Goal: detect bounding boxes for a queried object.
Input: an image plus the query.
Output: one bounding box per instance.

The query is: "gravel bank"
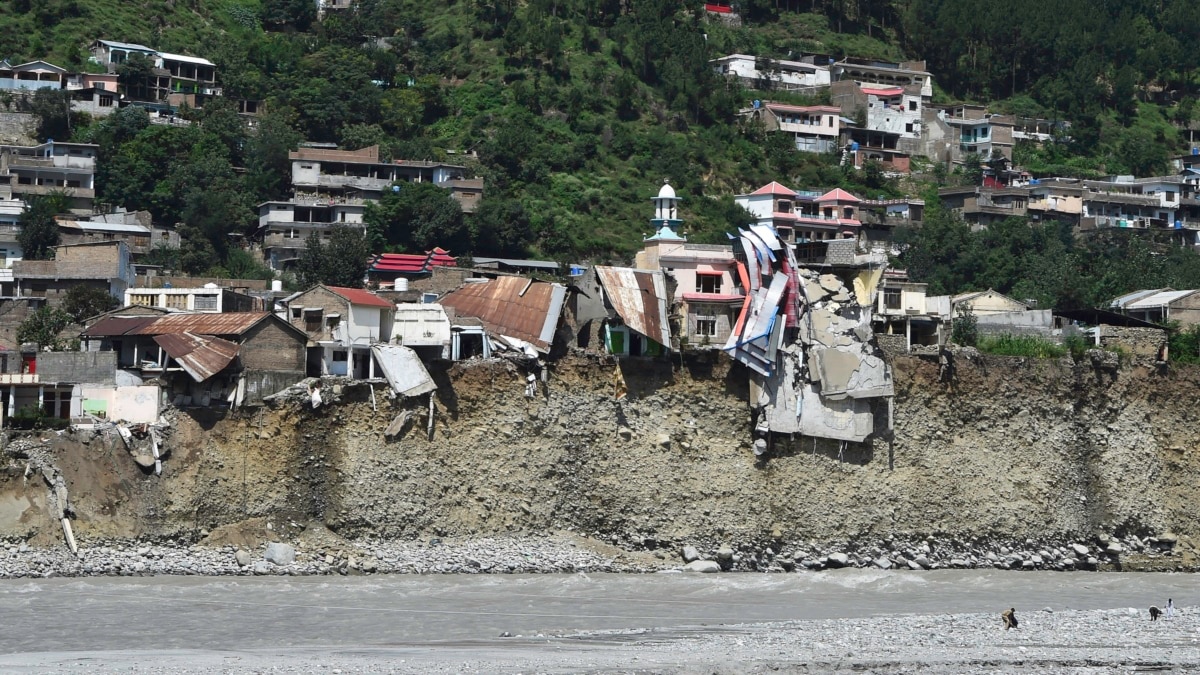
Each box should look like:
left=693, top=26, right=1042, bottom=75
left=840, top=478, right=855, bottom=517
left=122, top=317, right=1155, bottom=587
left=0, top=534, right=665, bottom=578
left=3, top=607, right=1198, bottom=673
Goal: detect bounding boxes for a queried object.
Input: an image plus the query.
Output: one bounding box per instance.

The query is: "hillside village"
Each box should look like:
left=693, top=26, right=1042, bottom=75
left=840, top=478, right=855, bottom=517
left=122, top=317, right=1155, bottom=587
left=0, top=10, right=1196, bottom=446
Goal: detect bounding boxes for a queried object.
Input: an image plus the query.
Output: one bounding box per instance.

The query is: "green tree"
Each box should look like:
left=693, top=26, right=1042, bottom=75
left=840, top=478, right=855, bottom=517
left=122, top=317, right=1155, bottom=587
left=951, top=304, right=978, bottom=347
left=18, top=192, right=67, bottom=260
left=16, top=306, right=74, bottom=350
left=60, top=284, right=118, bottom=322
left=365, top=182, right=468, bottom=252
left=22, top=88, right=79, bottom=142
left=297, top=226, right=371, bottom=288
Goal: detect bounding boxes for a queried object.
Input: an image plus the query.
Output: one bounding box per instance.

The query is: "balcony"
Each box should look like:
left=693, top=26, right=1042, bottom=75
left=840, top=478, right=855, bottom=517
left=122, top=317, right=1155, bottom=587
left=11, top=185, right=94, bottom=198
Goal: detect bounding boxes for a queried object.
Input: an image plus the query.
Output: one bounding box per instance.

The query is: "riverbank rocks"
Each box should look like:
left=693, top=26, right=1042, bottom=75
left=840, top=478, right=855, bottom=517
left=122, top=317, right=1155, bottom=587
left=681, top=545, right=700, bottom=563
left=683, top=560, right=721, bottom=573
left=264, top=543, right=296, bottom=566
left=825, top=552, right=849, bottom=568
left=235, top=549, right=252, bottom=567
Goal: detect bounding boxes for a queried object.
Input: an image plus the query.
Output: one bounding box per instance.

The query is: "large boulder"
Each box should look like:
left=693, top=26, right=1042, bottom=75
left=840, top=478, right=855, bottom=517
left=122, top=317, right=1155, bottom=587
left=683, top=560, right=721, bottom=573
left=264, top=542, right=296, bottom=566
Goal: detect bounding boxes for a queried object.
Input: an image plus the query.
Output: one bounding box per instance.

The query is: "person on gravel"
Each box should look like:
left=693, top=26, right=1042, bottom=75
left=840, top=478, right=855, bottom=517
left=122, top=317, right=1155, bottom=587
left=1002, top=608, right=1018, bottom=630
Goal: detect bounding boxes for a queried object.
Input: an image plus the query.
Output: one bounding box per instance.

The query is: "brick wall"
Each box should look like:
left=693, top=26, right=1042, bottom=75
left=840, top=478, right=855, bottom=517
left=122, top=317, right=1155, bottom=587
left=0, top=298, right=42, bottom=350
left=285, top=286, right=347, bottom=342
left=54, top=243, right=122, bottom=278
left=239, top=318, right=307, bottom=372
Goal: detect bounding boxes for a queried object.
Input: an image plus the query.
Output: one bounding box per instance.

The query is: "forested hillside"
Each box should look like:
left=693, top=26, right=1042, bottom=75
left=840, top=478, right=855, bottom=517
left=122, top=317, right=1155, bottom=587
left=2, top=0, right=1199, bottom=287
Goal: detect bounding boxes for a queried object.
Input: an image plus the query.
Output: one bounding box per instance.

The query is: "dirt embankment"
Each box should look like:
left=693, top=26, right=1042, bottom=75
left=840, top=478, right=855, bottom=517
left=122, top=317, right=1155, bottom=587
left=3, top=351, right=1200, bottom=557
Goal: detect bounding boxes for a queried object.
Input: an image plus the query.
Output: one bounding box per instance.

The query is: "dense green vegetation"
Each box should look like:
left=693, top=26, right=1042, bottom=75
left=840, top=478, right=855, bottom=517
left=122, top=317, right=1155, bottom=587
left=2, top=0, right=1199, bottom=292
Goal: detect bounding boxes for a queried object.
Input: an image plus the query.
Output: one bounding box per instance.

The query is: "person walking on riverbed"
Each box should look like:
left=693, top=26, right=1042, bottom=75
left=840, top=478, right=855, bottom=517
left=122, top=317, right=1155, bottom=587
left=1167, top=598, right=1175, bottom=619
left=1002, top=608, right=1018, bottom=630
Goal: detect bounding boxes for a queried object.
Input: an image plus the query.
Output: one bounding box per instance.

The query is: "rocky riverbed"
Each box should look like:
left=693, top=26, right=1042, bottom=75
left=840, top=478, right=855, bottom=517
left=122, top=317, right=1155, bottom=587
left=0, top=526, right=1191, bottom=578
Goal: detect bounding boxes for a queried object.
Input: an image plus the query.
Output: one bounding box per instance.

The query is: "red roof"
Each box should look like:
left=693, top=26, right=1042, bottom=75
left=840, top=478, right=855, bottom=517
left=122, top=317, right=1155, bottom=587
left=861, top=87, right=904, bottom=97
left=369, top=249, right=457, bottom=275
left=817, top=188, right=862, bottom=203
left=327, top=286, right=395, bottom=309
left=749, top=181, right=797, bottom=197
left=705, top=3, right=733, bottom=12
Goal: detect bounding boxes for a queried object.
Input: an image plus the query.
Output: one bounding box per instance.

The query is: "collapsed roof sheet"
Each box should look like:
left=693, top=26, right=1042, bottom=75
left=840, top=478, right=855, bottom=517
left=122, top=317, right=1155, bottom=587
left=371, top=344, right=437, bottom=397
left=82, top=315, right=160, bottom=337
left=154, top=332, right=240, bottom=382
left=131, top=312, right=271, bottom=336
left=440, top=276, right=566, bottom=352
left=594, top=266, right=671, bottom=347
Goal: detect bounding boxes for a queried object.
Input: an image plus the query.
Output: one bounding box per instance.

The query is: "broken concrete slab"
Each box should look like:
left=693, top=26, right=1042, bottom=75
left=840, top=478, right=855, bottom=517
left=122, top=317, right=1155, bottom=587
left=819, top=274, right=843, bottom=294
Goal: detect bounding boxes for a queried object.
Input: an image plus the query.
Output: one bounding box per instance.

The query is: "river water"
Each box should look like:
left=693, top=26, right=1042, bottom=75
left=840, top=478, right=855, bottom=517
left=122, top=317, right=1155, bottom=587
left=1, top=570, right=1198, bottom=672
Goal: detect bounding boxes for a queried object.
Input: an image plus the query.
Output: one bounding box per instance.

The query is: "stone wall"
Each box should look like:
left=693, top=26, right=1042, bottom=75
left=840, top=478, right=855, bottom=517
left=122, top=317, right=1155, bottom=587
left=1100, top=325, right=1167, bottom=359
left=0, top=112, right=36, bottom=145
left=875, top=333, right=908, bottom=357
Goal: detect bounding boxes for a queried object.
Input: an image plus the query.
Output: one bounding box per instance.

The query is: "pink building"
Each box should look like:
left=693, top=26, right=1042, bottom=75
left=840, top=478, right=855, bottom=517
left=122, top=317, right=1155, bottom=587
left=734, top=182, right=863, bottom=245
left=635, top=182, right=742, bottom=348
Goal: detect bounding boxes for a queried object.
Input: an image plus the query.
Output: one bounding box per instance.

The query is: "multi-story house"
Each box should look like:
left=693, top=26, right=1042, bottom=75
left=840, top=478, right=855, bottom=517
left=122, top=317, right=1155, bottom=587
left=939, top=105, right=1015, bottom=162
left=283, top=284, right=395, bottom=378
left=711, top=54, right=832, bottom=93
left=0, top=141, right=98, bottom=216
left=259, top=144, right=481, bottom=270
left=938, top=185, right=1029, bottom=226
left=832, top=58, right=934, bottom=100
left=88, top=39, right=221, bottom=109
left=745, top=102, right=842, bottom=153
left=125, top=284, right=258, bottom=313
left=735, top=182, right=863, bottom=245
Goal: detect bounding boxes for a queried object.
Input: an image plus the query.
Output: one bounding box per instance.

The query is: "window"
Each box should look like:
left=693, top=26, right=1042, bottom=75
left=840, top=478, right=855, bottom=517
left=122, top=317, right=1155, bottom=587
left=194, top=295, right=218, bottom=311
left=304, top=309, right=323, bottom=332
left=290, top=307, right=301, bottom=319
left=130, top=293, right=155, bottom=306
left=326, top=315, right=340, bottom=329
left=695, top=315, right=717, bottom=337
left=908, top=100, right=917, bottom=111
left=696, top=274, right=722, bottom=294
left=332, top=351, right=347, bottom=362
left=777, top=199, right=792, bottom=213
left=884, top=289, right=902, bottom=310
left=1167, top=191, right=1177, bottom=202
left=164, top=294, right=187, bottom=309
left=99, top=95, right=113, bottom=107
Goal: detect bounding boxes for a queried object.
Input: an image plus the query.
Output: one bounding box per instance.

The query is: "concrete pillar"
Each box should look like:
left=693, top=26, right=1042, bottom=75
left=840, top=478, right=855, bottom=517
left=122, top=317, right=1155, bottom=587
left=905, top=319, right=912, bottom=350
left=368, top=348, right=375, bottom=379
left=7, top=384, right=14, bottom=419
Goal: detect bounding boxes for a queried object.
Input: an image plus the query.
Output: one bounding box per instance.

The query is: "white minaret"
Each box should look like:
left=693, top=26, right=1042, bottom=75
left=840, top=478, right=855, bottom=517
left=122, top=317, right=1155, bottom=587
left=645, top=180, right=685, bottom=242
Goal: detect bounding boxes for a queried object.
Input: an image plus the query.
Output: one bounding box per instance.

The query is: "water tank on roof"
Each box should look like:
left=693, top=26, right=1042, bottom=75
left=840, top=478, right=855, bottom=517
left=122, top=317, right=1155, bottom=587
left=753, top=100, right=761, bottom=109
left=271, top=279, right=283, bottom=292
left=397, top=278, right=409, bottom=292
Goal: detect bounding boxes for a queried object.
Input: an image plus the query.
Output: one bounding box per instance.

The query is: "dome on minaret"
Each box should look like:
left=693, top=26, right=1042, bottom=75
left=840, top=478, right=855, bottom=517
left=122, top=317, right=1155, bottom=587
left=656, top=181, right=677, bottom=200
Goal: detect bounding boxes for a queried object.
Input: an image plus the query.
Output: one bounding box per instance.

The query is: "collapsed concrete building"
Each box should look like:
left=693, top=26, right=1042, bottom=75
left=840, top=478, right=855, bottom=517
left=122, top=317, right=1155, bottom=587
left=723, top=225, right=893, bottom=448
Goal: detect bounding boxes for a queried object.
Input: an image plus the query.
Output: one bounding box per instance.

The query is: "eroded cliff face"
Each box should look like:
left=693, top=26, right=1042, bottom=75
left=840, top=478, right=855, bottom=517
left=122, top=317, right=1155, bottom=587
left=2, top=352, right=1200, bottom=554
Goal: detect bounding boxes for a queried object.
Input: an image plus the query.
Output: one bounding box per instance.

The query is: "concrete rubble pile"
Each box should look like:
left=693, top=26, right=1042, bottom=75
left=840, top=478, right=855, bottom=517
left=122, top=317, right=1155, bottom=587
left=724, top=225, right=893, bottom=448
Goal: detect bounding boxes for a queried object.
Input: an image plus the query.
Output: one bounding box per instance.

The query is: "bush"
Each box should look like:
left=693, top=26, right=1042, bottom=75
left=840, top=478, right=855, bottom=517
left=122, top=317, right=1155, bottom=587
left=975, top=335, right=1067, bottom=359
left=9, top=405, right=69, bottom=430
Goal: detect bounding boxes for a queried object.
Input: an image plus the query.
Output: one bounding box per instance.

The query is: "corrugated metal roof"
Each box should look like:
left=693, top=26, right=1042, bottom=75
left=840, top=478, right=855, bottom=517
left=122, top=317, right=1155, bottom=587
left=594, top=266, right=671, bottom=347
left=154, top=332, right=240, bottom=382
left=326, top=285, right=394, bottom=308
left=82, top=315, right=160, bottom=337
left=1127, top=289, right=1199, bottom=310
left=132, top=312, right=271, bottom=336
left=1110, top=288, right=1168, bottom=309
left=440, top=276, right=566, bottom=351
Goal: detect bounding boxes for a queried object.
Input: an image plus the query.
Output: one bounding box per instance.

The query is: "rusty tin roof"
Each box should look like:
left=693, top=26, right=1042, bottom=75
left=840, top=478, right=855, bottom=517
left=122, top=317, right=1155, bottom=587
left=154, top=332, right=240, bottom=382
left=440, top=276, right=566, bottom=351
left=594, top=266, right=671, bottom=347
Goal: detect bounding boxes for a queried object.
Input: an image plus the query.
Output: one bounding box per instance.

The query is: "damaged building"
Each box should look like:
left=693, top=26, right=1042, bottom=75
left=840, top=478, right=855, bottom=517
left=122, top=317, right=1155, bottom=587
left=723, top=225, right=893, bottom=447
left=569, top=265, right=672, bottom=357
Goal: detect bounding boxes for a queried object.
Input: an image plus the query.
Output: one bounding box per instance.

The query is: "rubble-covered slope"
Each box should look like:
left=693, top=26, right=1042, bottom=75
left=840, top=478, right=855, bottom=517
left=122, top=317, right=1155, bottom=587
left=2, top=352, right=1200, bottom=553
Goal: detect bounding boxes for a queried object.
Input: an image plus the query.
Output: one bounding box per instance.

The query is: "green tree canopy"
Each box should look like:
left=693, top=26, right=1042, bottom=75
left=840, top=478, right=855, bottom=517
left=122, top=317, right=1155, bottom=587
left=297, top=226, right=371, bottom=288
left=18, top=192, right=68, bottom=260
